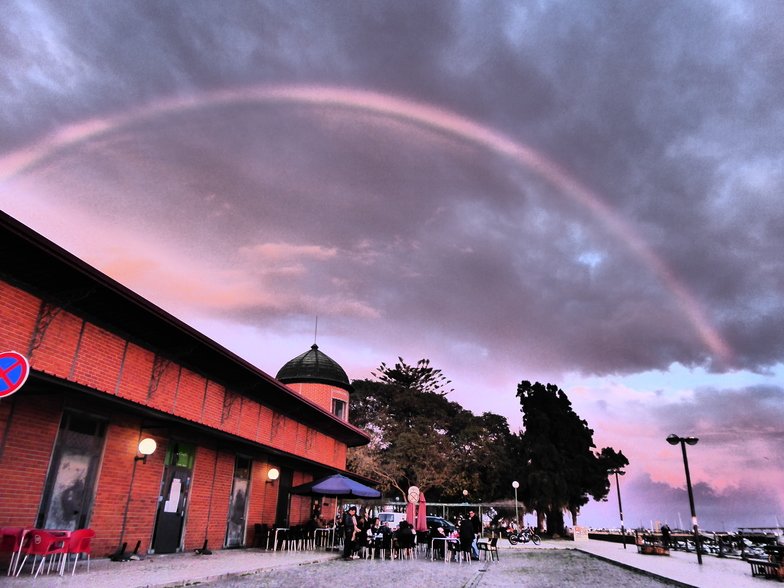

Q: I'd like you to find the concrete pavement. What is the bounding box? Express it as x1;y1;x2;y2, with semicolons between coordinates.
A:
572;538;769;588
2;538;772;588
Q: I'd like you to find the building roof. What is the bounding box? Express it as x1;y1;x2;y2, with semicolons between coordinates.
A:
276;344;353;393
0;211;368;447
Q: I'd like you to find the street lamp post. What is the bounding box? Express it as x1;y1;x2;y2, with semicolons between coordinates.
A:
667;434;702;565
512;481;520;528
608;469;626;549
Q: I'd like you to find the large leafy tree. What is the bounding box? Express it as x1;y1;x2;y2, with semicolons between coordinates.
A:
516;381;628;536
348;358;514;501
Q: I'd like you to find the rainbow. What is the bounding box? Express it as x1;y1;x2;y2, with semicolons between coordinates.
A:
0;85;733;364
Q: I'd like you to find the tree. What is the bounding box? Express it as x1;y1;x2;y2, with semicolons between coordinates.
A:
348;375;464;499
348;358;514;501
372;357;453;395
516;381;627;536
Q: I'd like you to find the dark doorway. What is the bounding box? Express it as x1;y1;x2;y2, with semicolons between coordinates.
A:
274;467;293;527
225;456;251;547
37;410;106;531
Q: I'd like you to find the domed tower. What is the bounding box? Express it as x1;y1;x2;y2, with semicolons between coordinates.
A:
276;344;353;421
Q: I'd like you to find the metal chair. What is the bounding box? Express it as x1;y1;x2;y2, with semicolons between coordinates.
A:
478;537;499;561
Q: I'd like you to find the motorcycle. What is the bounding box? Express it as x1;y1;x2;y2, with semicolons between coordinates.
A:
507;526;541;546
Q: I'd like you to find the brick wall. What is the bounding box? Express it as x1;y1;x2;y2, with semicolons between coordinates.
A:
286;382;351;422
185;445;233;551
90;414;165;556
0;281;350;467
0;394;61;526
0;279;356;554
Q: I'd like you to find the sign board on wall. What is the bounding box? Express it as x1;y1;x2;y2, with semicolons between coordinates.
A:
0;351;30;398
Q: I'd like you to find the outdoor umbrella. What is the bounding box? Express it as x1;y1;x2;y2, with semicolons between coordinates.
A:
406;501;415;526
289;474;380;550
289;474;381;498
416;492;428;532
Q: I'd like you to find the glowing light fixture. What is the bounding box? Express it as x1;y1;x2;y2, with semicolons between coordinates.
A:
135;438;157;464
267;467;280;483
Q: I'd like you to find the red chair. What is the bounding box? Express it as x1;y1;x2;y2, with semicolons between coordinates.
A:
15;530;68;577
1;526;33;577
65;529;95;575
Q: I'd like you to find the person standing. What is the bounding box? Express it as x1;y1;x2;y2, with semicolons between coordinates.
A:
469;510;481;559
661;524;671;549
343;506;358;560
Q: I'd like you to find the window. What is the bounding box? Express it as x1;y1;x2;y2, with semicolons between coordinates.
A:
331;398;346;420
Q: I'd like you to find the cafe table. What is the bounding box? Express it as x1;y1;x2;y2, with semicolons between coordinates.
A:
430;537;459;562
314;527;335;548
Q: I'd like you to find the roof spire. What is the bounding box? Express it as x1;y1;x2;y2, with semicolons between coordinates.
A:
314;315;318;346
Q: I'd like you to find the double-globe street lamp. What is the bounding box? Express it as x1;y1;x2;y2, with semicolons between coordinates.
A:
608;468;626;549
667;434;702;565
512;481;520;528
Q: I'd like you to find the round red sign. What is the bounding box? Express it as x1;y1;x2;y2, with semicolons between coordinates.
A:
0;351;30;398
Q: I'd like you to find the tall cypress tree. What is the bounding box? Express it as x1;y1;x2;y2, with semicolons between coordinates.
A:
516;381;627;535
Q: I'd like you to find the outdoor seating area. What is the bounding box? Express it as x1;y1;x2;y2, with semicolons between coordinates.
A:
255;521;486;565
1;526;94;577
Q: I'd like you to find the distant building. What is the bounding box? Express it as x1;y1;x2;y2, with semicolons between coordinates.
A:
0;211;370;558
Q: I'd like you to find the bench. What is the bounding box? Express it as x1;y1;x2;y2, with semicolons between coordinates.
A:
635;535;669;556
748;558;784;581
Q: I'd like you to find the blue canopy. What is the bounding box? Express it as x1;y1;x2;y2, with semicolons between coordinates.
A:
289;474;380;498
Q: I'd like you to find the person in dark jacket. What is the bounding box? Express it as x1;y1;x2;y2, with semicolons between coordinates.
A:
459;517;475;561
469;510;481;558
343;506;358;560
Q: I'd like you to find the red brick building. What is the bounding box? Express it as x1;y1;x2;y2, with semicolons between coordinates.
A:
0;211;370;557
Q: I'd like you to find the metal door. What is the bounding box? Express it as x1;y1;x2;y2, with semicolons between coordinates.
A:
152;466;191;553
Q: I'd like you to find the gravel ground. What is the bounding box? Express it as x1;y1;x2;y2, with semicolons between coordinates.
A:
203;550;678;588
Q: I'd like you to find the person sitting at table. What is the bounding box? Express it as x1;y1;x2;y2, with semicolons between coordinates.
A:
368;518;382;558
354;514;369;558
431;526;447;559
304;516;319;547
377;521;393;558
397;521;416;559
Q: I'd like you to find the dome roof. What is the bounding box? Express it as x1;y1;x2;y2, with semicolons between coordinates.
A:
276;344;353;393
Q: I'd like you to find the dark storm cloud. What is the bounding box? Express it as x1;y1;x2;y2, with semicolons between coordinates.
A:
654;384;784;451
2;0;784;377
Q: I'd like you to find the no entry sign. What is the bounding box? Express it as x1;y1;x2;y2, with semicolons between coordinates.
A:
0;351;30;398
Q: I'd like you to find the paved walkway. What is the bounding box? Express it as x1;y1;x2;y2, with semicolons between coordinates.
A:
2;539;771;588
573;539;768;588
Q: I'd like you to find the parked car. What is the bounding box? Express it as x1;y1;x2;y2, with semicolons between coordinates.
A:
378;511;407;529
427;516;456;535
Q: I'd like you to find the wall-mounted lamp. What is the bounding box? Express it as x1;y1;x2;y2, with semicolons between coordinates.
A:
135;438;157;464
267;467;280;484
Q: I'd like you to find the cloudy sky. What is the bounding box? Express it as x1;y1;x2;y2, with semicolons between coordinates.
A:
2;1;783;531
